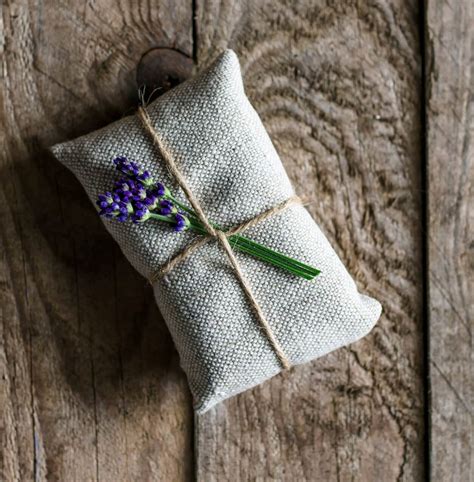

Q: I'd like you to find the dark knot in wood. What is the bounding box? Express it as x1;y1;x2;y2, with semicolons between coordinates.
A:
136;48;194;101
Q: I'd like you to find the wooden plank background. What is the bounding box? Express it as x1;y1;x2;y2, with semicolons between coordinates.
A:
0;0;471;480
426;1;473;481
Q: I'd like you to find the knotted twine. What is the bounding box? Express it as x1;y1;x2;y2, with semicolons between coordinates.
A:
138;106;303;370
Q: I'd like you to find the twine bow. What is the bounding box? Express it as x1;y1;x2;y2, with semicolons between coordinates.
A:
138;106;299;370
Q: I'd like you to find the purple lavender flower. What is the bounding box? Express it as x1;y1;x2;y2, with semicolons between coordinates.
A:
143;191;159;210
96;191;120;207
174;213;190;232
113;158;172;201
114;178;135;194
137;170;151;182
159;199;176;216
131;206;151;223
113;156;155;188
96;191;130;222
97;157;190;230
96;193;111;210
131;185;147;202
152;182;170;198
113;156;139;177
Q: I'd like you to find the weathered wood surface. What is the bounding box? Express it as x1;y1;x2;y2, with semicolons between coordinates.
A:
0;2;194;481
195;1;425;481
426;1;474;481
1;0;471;481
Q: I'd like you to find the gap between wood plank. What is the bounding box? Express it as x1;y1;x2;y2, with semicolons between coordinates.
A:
420;2;432;481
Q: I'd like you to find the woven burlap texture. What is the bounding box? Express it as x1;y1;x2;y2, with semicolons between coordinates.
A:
52;50;382;413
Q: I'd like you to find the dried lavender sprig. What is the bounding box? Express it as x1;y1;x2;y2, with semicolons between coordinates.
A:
111;160;318;276
99;157;320;279
109;157;320;278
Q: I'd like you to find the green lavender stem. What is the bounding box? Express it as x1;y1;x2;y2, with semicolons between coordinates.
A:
151;198;321;280
188;220;317;280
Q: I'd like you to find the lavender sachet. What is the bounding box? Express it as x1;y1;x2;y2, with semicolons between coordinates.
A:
51;50;382;413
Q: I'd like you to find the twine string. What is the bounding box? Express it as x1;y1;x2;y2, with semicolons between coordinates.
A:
155;195;303;279
138;106;294;370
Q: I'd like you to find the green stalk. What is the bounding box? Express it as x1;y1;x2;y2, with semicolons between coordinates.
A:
188;220;315;280
168;196;320;279
150;213;312;278
149;213;178;224
225;234;320;277
151;207;319;279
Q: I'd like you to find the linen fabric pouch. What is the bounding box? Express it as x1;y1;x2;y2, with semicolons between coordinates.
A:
52;50;382;413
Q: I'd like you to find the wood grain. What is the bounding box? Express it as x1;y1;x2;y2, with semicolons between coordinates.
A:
426;1;474;481
195;1;425;480
0;2;194;480
2;0;471;480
